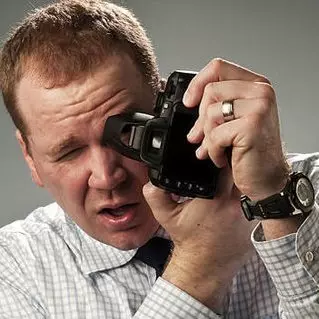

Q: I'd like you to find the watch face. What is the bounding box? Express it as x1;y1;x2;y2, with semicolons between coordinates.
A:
295;177;315;209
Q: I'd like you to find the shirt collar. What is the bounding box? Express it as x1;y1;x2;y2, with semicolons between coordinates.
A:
62;213;138;276
60;210;169;276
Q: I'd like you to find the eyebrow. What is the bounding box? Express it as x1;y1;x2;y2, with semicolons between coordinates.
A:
48;135;80;158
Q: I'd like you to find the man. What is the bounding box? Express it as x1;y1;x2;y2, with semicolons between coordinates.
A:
0;0;318;318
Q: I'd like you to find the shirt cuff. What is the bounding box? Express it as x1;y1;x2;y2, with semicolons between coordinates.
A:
135;277;221;319
251;203;319;300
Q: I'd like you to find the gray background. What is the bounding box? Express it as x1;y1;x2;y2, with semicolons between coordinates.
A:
0;0;318;227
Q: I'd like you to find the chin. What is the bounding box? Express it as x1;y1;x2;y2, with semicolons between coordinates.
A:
106;239;143;251
108;229;157;250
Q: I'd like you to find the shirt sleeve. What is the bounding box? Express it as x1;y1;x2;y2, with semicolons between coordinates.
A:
252;207;319;318
134;277;221;319
252;153;319;318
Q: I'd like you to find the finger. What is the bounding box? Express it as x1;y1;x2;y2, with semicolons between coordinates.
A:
194;132;230;169
196;113;253;167
206;114;268;169
187;80;275;143
204;97;274;131
187;118;205;143
199;80;275;112
195;143;210;163
143;182;179;221
183;58;270;107
188;97;275;144
195;136;229;168
206;123;238;168
195;119;242;167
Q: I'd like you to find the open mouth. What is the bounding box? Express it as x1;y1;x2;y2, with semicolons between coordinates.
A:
99;203;136;217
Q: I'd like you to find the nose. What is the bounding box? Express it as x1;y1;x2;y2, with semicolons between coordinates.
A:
88;146;127;191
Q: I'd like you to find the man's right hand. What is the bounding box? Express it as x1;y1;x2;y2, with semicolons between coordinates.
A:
143;166;256;312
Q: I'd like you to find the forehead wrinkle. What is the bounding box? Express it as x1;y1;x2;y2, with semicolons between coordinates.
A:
50;86;129;127
37;75;126;118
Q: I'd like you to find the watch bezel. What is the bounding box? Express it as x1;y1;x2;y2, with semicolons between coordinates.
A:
290;173;315;213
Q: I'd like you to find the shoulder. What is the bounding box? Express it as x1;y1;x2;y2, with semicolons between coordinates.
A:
0;202;66;241
0;203;68;269
0;203;81;292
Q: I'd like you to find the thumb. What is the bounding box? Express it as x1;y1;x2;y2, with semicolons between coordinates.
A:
143;182;178;218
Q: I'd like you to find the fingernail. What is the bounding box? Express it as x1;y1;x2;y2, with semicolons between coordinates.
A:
196;147;203;159
187;127;196;140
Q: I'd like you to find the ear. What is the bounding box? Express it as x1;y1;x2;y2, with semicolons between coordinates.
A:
16;130;44;187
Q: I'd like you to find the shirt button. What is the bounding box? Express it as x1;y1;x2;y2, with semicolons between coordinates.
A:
305;251;314;263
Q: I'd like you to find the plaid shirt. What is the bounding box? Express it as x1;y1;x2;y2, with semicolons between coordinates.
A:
0;153;318;318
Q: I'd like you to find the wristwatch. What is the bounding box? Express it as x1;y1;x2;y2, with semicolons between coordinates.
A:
241;172;315;221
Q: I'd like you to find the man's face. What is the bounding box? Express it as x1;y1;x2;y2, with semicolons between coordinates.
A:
16;54;159;250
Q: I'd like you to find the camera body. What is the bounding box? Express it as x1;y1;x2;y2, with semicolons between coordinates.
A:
103;71;220;198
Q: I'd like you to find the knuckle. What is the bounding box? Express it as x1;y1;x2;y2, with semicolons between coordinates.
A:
206;104;215;118
254;83;276;107
206;104;221;125
203;82;217;97
203;82;215;93
259;83;275;99
210;57;224;73
203;82;221;103
255;98;271;115
256;75;271;85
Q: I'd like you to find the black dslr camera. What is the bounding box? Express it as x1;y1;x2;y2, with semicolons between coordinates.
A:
102;71;220;198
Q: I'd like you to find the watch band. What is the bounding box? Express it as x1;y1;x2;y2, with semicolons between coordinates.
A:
240;172;314;221
241;192;296;221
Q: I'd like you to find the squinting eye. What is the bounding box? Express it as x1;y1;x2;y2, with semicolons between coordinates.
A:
58;148;83;161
